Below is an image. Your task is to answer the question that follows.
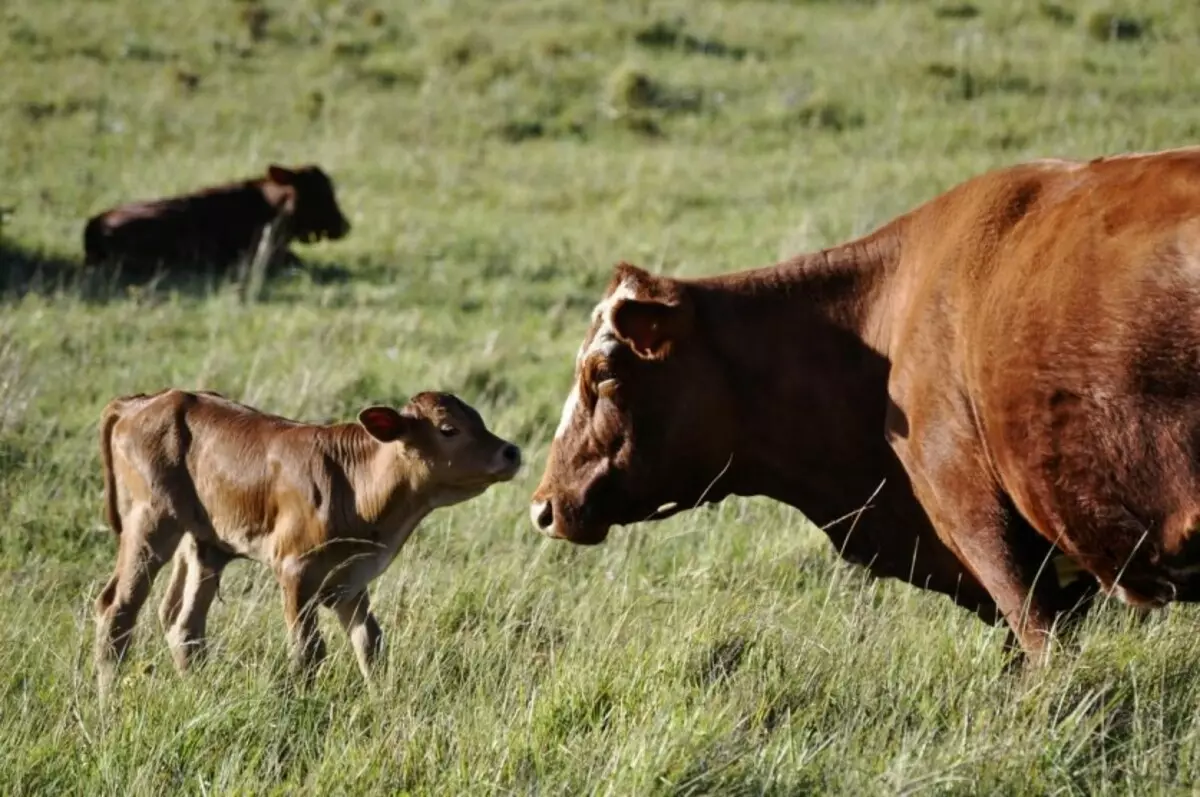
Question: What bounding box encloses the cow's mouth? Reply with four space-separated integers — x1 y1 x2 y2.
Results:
529 499 610 545
530 494 686 546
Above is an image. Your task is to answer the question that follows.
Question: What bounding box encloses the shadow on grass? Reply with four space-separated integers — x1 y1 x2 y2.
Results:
0 240 359 304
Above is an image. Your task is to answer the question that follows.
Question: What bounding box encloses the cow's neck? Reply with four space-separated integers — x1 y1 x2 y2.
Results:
697 220 912 541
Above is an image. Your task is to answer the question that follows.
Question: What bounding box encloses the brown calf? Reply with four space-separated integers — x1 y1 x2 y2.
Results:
83 164 351 280
531 145 1200 665
95 389 520 692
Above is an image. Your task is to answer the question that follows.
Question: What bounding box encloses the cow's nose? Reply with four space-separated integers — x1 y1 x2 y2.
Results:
530 500 553 532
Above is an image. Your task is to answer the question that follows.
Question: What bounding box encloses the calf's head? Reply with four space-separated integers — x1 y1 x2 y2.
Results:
530 263 737 545
358 392 521 503
266 164 351 243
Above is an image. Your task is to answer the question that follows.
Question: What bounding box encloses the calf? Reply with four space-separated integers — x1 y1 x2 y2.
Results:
532 145 1200 666
94 389 520 693
82 164 351 280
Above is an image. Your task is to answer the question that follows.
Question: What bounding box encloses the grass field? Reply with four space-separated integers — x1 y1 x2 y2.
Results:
4 0 1200 793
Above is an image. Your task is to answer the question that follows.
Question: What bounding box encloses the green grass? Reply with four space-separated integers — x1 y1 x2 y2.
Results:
4 0 1200 792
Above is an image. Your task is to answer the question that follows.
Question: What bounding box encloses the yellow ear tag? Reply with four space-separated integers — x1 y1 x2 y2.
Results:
1053 553 1085 588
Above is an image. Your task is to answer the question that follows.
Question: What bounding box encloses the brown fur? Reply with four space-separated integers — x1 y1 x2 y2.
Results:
83 164 351 280
530 145 1200 665
94 388 520 694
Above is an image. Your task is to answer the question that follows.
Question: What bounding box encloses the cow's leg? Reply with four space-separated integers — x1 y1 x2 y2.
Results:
334 590 383 681
890 388 1100 666
164 535 228 673
94 507 181 697
158 545 189 630
934 488 1084 665
279 567 326 681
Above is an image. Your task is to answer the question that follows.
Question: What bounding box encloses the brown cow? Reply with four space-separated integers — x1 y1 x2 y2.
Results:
95 389 520 694
530 145 1200 665
82 164 351 280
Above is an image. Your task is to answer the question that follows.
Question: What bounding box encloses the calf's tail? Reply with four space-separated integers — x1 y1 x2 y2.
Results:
99 402 122 536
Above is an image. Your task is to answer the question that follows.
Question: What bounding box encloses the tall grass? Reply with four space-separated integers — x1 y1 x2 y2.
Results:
4 0 1200 792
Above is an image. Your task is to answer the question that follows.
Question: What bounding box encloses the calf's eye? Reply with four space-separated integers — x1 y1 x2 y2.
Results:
439 424 459 437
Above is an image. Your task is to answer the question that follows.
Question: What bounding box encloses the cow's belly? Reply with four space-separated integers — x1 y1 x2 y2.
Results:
988 387 1200 607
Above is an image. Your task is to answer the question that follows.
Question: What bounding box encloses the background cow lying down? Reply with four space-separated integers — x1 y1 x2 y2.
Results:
94 389 520 694
531 145 1200 667
82 164 351 281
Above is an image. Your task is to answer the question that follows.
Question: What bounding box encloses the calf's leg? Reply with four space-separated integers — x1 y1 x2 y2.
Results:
164 535 229 673
334 590 383 681
158 546 189 630
94 508 181 696
279 568 326 682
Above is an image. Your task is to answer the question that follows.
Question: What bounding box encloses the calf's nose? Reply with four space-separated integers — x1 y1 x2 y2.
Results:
530 500 553 533
502 444 521 466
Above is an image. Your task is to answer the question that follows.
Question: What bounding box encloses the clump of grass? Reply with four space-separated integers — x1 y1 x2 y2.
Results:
430 30 493 69
354 52 425 90
926 62 960 79
928 63 1043 101
1039 2 1076 25
632 18 750 60
773 90 864 133
791 97 865 132
1085 10 1147 42
299 89 324 121
604 65 661 114
496 119 545 143
239 3 271 43
602 65 668 136
331 38 373 58
173 68 202 94
601 64 701 136
934 3 980 19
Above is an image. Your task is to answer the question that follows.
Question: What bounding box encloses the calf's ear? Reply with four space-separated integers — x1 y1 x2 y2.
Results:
267 164 297 185
610 297 690 360
358 406 412 442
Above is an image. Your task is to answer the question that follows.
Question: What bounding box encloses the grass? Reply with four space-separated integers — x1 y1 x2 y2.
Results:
3 0 1200 792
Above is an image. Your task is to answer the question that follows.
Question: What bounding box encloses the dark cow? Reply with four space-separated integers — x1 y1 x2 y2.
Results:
530 145 1200 665
83 164 351 280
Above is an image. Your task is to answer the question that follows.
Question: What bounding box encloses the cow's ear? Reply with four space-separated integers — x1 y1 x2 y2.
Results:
267 164 297 185
610 297 690 360
357 406 412 442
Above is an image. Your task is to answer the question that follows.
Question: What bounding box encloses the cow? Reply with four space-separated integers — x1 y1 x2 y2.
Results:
94 389 521 695
529 145 1200 667
82 164 351 281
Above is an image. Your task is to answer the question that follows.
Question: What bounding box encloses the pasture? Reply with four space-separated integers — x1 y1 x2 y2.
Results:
4 0 1200 793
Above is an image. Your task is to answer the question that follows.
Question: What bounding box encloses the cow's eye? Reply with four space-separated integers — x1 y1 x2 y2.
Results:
439 424 459 437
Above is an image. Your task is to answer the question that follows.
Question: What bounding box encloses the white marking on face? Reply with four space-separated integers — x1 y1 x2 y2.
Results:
554 384 580 440
580 281 637 362
554 281 638 441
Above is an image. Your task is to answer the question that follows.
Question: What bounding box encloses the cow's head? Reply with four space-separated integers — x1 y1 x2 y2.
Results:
266 164 352 242
530 263 738 544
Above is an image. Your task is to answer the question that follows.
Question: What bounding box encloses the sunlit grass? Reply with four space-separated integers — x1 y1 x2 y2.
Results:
4 0 1200 792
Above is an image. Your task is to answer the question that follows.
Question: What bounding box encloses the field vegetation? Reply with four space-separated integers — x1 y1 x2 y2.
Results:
3 0 1200 793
